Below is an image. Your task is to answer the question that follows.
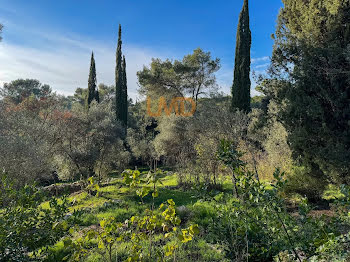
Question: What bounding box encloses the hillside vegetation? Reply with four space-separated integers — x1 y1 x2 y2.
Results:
0 0 349 261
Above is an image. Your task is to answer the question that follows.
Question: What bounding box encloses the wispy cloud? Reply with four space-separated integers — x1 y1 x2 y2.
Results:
254 63 270 69
0 18 270 100
252 56 269 64
0 21 167 100
0 42 161 100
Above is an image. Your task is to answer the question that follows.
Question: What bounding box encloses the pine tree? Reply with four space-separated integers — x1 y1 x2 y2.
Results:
86 51 98 109
115 25 124 123
231 0 251 112
121 55 128 127
266 0 350 182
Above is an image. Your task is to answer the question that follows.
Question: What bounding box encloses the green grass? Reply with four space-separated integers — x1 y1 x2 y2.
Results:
32 170 348 261
40 171 301 261
40 172 210 260
44 172 201 228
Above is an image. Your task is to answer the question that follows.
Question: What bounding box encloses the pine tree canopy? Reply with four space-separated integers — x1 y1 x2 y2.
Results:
265 0 350 182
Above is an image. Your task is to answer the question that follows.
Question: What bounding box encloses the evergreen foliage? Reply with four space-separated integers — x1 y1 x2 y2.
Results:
231 0 251 112
137 48 220 103
115 24 127 128
266 0 350 182
86 52 99 109
121 55 128 127
0 79 51 104
2 3 350 261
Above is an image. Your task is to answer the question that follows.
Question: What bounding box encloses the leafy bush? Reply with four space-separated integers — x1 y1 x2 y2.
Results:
198 140 344 261
0 174 69 261
65 169 199 262
285 165 328 201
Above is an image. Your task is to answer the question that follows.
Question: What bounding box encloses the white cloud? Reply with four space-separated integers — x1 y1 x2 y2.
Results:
0 20 167 101
0 19 268 100
252 56 269 64
0 41 165 101
254 63 270 69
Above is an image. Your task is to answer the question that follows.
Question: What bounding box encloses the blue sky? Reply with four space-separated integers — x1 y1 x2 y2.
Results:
0 0 282 99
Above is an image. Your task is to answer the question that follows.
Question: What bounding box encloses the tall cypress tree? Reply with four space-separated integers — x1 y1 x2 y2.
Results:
115 24 128 128
115 25 123 124
121 55 128 127
231 0 251 112
86 51 98 109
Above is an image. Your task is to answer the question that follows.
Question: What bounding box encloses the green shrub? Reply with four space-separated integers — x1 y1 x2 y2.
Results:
209 140 342 261
285 165 328 201
65 169 199 262
0 174 69 261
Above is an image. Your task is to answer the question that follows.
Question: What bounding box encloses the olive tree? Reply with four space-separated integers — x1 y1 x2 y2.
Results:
49 102 128 181
0 96 59 186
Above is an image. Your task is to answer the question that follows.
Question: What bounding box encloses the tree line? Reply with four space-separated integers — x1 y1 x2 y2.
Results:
0 0 349 198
